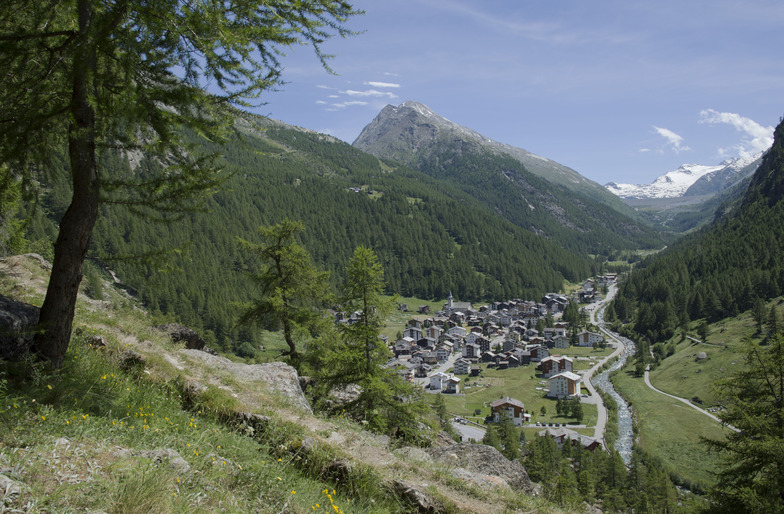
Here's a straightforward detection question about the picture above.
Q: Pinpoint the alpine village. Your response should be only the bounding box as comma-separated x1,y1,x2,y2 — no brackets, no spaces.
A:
1,3,783,513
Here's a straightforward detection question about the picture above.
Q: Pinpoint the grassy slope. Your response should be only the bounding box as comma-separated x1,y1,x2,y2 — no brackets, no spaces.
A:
611,368,729,491
610,303,784,492
0,255,568,513
648,302,782,406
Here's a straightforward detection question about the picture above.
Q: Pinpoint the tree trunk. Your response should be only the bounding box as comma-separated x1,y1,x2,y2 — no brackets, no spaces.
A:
33,0,98,369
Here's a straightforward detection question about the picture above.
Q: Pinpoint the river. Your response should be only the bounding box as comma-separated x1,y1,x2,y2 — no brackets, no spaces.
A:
593,334,636,464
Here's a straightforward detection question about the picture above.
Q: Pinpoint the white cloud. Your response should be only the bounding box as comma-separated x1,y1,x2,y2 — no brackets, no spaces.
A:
699,109,774,158
365,81,401,88
343,89,398,99
326,100,370,111
652,126,691,153
638,148,651,153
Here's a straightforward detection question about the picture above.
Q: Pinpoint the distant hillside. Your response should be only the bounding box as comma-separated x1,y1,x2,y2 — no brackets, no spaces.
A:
26,114,593,351
353,101,662,255
611,116,784,342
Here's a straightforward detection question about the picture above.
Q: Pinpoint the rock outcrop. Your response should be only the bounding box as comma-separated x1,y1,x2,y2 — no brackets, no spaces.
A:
0,294,39,360
425,442,534,493
179,350,312,413
156,323,215,353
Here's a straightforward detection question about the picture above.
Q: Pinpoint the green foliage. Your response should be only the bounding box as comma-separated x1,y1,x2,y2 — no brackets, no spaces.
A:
0,0,361,367
705,335,784,512
309,248,432,443
236,219,331,363
525,434,678,512
615,116,784,343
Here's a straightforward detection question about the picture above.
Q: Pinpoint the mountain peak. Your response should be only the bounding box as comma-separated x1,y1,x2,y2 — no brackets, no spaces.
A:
353,101,625,208
605,154,764,200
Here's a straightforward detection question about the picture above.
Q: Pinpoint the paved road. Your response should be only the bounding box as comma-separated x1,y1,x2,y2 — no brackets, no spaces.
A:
577,284,625,443
451,420,486,442
643,366,739,432
413,351,460,388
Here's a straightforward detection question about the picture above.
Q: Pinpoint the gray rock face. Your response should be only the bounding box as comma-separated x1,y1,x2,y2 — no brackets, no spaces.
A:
425,442,534,493
156,323,207,350
0,294,40,360
180,350,312,413
390,479,444,513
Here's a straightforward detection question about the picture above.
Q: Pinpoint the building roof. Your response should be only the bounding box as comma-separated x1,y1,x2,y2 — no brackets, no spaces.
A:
549,371,581,381
490,396,525,410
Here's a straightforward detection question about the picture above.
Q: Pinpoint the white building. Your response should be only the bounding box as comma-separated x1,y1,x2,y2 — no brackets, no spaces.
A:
548,371,582,398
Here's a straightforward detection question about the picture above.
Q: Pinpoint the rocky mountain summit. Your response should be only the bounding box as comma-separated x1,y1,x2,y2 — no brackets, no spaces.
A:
353,101,625,208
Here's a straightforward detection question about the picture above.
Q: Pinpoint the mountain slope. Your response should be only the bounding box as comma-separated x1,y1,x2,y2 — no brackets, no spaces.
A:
353,101,662,255
612,116,784,341
605,155,761,200
26,113,592,351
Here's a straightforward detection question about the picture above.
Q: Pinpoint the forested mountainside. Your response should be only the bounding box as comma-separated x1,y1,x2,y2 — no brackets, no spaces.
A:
611,117,784,342
24,116,595,351
353,102,664,254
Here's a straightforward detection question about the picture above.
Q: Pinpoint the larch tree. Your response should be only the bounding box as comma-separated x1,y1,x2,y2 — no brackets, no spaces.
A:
706,335,784,511
236,219,330,363
0,0,360,368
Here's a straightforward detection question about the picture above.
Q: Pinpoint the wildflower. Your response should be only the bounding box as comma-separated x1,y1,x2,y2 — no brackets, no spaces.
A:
47,385,52,390
291,490,296,495
276,477,282,481
41,416,45,421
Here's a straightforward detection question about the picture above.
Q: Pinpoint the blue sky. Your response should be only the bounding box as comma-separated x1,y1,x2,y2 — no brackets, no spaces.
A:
255,0,783,185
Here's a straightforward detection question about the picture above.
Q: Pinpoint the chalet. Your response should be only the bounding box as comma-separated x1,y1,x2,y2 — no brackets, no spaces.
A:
453,358,471,375
394,339,413,357
414,364,431,378
506,355,520,368
444,376,461,394
475,336,491,353
416,337,437,349
538,427,602,452
403,326,422,341
529,345,549,362
498,360,509,370
463,342,481,359
481,351,497,363
422,351,438,365
436,345,451,362
513,349,532,365
490,397,527,426
418,305,431,314
543,326,567,339
552,334,570,349
538,355,574,378
429,372,449,390
407,318,423,329
576,330,604,347
548,371,582,399
448,326,467,339
426,325,443,341
503,339,517,352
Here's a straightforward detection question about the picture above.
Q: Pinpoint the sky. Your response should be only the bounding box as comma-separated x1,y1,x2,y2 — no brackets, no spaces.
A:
252,0,784,185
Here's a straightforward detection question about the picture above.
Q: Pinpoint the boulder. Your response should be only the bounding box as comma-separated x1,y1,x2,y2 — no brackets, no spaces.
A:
180,350,312,413
0,294,39,360
425,442,534,493
390,479,444,513
156,323,207,350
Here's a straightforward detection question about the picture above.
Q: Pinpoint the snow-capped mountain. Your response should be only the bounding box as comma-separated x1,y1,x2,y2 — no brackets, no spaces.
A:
605,154,762,199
